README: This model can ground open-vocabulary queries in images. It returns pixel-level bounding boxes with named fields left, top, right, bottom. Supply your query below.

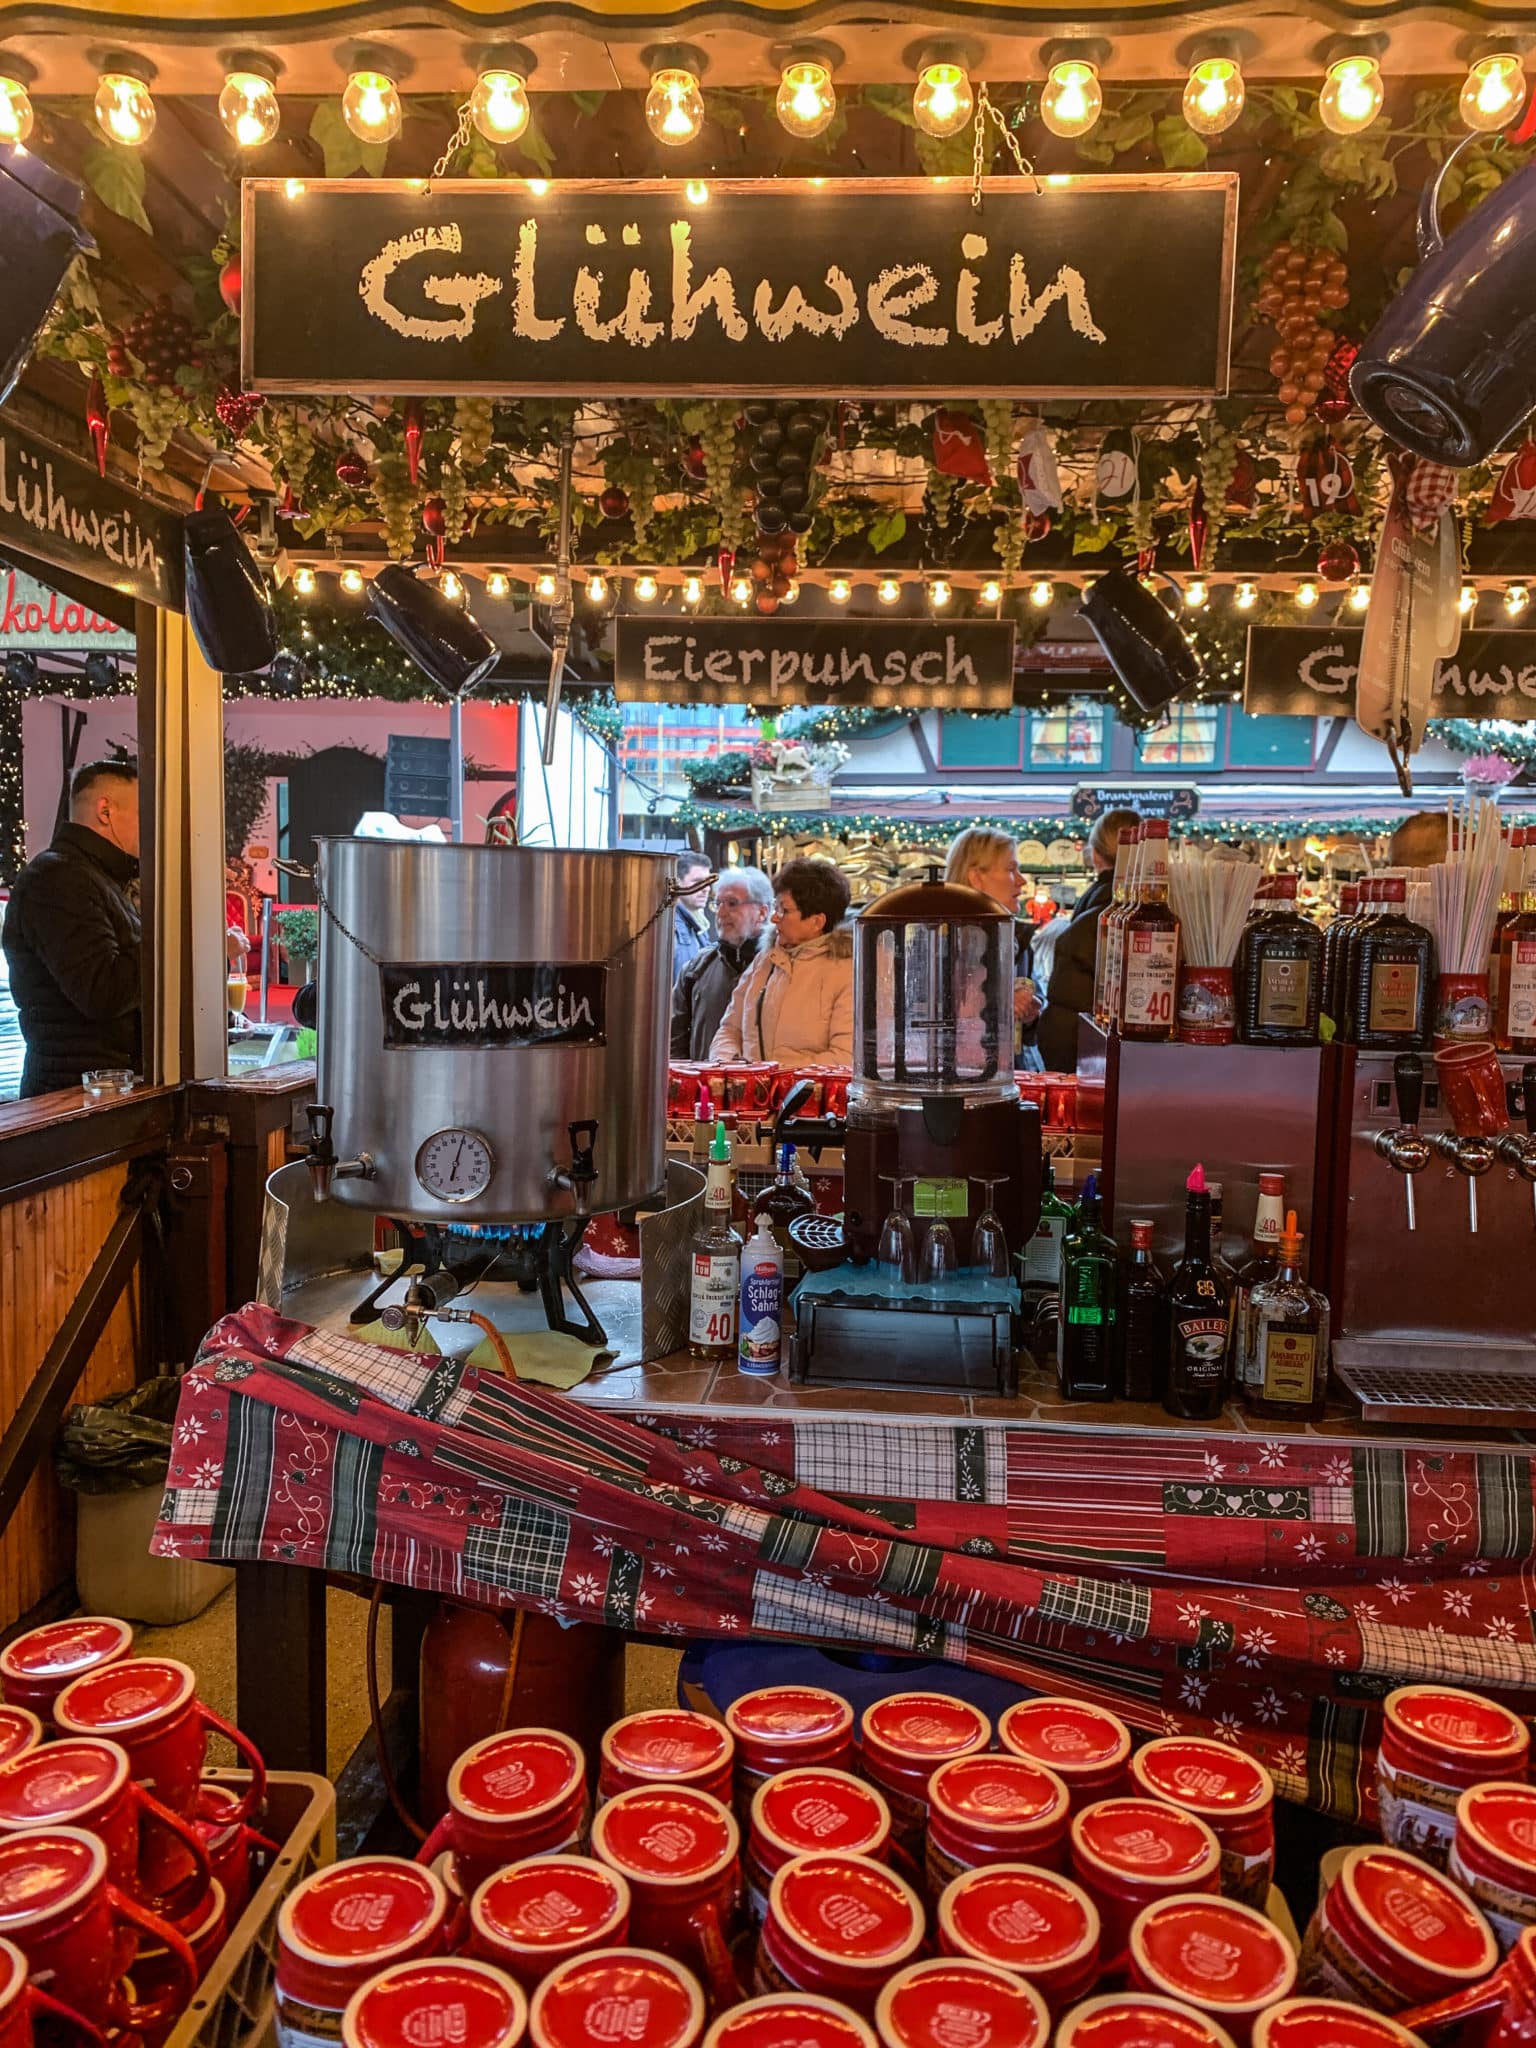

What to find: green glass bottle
left=1058, top=1171, right=1118, bottom=1401
left=1022, top=1155, right=1076, bottom=1293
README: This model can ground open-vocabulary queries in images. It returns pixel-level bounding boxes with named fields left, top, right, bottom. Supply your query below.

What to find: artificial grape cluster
left=266, top=405, right=315, bottom=495
left=927, top=467, right=958, bottom=527
left=744, top=401, right=826, bottom=543
left=1199, top=424, right=1240, bottom=534
left=746, top=529, right=800, bottom=617
left=979, top=400, right=1015, bottom=490
left=124, top=387, right=186, bottom=471
left=694, top=404, right=749, bottom=551
left=1256, top=243, right=1351, bottom=427
left=107, top=296, right=200, bottom=392
left=439, top=464, right=470, bottom=545
left=994, top=514, right=1025, bottom=580
left=453, top=397, right=495, bottom=470
left=370, top=451, right=419, bottom=559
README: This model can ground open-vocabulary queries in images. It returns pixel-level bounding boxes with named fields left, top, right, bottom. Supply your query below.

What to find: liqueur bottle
left=1022, top=1154, right=1076, bottom=1291
left=1232, top=1170, right=1286, bottom=1396
left=1349, top=877, right=1434, bottom=1050
left=1245, top=1210, right=1330, bottom=1423
left=752, top=1141, right=815, bottom=1280
left=1119, top=820, right=1180, bottom=1042
left=689, top=1121, right=742, bottom=1362
left=1490, top=831, right=1525, bottom=1034
left=1094, top=823, right=1139, bottom=1028
left=1117, top=1216, right=1167, bottom=1404
left=1496, top=858, right=1536, bottom=1056
left=1058, top=1172, right=1118, bottom=1402
left=1319, top=881, right=1360, bottom=1031
left=1237, top=873, right=1324, bottom=1046
left=1165, top=1163, right=1231, bottom=1421
left=691, top=1082, right=714, bottom=1167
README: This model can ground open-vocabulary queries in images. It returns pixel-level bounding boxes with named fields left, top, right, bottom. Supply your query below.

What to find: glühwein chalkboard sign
left=0, top=418, right=182, bottom=612
left=1244, top=626, right=1536, bottom=720
left=380, top=962, right=607, bottom=1050
left=614, top=616, right=1017, bottom=707
left=243, top=175, right=1237, bottom=399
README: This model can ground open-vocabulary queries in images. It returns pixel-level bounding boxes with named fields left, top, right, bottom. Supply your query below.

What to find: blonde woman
left=944, top=827, right=1043, bottom=1070
left=1038, top=807, right=1139, bottom=1071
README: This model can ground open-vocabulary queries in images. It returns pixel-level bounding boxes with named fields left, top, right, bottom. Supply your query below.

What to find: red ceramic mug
left=417, top=1729, right=588, bottom=1896
left=1069, top=1800, right=1221, bottom=1961
left=0, top=1621, right=133, bottom=1727
left=745, top=1771, right=892, bottom=1927
left=1128, top=1895, right=1297, bottom=2046
left=998, top=1701, right=1132, bottom=1814
left=132, top=1882, right=229, bottom=2048
left=53, top=1658, right=267, bottom=1824
left=196, top=1778, right=278, bottom=1923
left=876, top=1956, right=1051, bottom=2048
left=936, top=1864, right=1101, bottom=2014
left=0, top=1738, right=212, bottom=1922
left=1434, top=1042, right=1511, bottom=1138
left=1297, top=1843, right=1499, bottom=2013
left=1054, top=1995, right=1238, bottom=2048
left=0, top=1825, right=198, bottom=2042
left=529, top=1948, right=705, bottom=2048
left=278, top=1856, right=452, bottom=2045
left=725, top=1689, right=855, bottom=1822
left=0, top=1933, right=108, bottom=2048
left=1129, top=1739, right=1276, bottom=1911
left=0, top=1719, right=40, bottom=1778
left=343, top=1957, right=528, bottom=2048
left=1379, top=1684, right=1530, bottom=1871
left=754, top=1853, right=924, bottom=2014
left=1252, top=2002, right=1432, bottom=2048
left=467, top=1857, right=632, bottom=1990
left=589, top=1785, right=741, bottom=2009
left=858, top=1695, right=990, bottom=1852
left=705, top=1994, right=875, bottom=2048
left=600, top=1713, right=735, bottom=1809
left=925, top=1754, right=1070, bottom=1896
left=1451, top=1780, right=1536, bottom=1953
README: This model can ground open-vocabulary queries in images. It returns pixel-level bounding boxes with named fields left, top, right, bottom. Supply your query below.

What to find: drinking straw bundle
left=1426, top=795, right=1506, bottom=975
left=1168, top=847, right=1263, bottom=967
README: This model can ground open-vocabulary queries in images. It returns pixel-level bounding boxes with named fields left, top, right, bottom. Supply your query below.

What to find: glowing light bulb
left=646, top=66, right=704, bottom=147
left=782, top=579, right=800, bottom=605
left=981, top=579, right=1003, bottom=606
left=1507, top=582, right=1530, bottom=615
left=730, top=575, right=752, bottom=604
left=828, top=578, right=851, bottom=605
left=586, top=572, right=608, bottom=603
left=1183, top=55, right=1244, bottom=136
left=1234, top=581, right=1258, bottom=610
left=777, top=59, right=836, bottom=140
left=684, top=179, right=709, bottom=204
left=1183, top=578, right=1209, bottom=609
left=1459, top=581, right=1477, bottom=614
left=219, top=70, right=280, bottom=148
left=1294, top=580, right=1319, bottom=609
left=342, top=69, right=401, bottom=144
left=471, top=68, right=529, bottom=143
left=0, top=75, right=35, bottom=144
left=485, top=571, right=510, bottom=600
left=94, top=71, right=155, bottom=146
left=634, top=574, right=659, bottom=602
left=439, top=569, right=464, bottom=602
left=536, top=572, right=558, bottom=600
left=1029, top=578, right=1054, bottom=609
left=339, top=566, right=365, bottom=595
left=877, top=577, right=901, bottom=606
left=1319, top=55, right=1384, bottom=136
left=913, top=61, right=972, bottom=140
left=1460, top=53, right=1526, bottom=132
left=1349, top=579, right=1372, bottom=611
left=293, top=566, right=317, bottom=596
left=1041, top=60, right=1102, bottom=139
left=682, top=575, right=703, bottom=606
left=929, top=578, right=952, bottom=608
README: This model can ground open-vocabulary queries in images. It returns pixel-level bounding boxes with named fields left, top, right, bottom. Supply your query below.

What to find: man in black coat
left=4, top=759, right=142, bottom=1098
left=671, top=865, right=771, bottom=1060
left=1038, top=807, right=1138, bottom=1072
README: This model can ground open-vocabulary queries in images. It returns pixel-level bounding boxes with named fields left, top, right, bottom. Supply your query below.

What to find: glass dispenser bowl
left=852, top=871, right=1019, bottom=1112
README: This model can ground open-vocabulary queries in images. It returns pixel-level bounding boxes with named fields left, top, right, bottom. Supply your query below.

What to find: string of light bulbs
left=0, top=40, right=1524, bottom=154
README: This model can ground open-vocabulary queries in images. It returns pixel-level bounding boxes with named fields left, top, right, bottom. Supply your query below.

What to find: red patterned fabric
left=152, top=1306, right=1536, bottom=1824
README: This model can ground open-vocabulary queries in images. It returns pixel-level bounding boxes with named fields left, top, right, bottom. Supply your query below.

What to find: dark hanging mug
left=0, top=145, right=95, bottom=408
left=1077, top=564, right=1203, bottom=717
left=1352, top=138, right=1536, bottom=466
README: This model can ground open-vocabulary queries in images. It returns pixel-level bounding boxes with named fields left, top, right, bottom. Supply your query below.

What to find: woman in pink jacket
left=709, top=856, right=854, bottom=1067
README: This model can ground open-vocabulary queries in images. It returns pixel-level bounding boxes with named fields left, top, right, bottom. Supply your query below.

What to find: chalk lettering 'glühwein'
left=380, top=963, right=607, bottom=1051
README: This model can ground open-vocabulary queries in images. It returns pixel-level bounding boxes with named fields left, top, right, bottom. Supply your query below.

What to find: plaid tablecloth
left=153, top=1305, right=1536, bottom=1823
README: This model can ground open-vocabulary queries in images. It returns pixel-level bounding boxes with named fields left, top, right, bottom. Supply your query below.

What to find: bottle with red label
left=1164, top=1163, right=1230, bottom=1421
left=1094, top=822, right=1139, bottom=1029
left=1489, top=829, right=1526, bottom=1029
left=1118, top=820, right=1180, bottom=1042
left=1320, top=880, right=1360, bottom=1030
left=1495, top=840, right=1536, bottom=1054
left=1347, top=877, right=1433, bottom=1050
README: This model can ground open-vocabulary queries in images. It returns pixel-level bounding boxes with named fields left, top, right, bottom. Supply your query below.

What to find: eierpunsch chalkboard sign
left=614, top=616, right=1017, bottom=707
left=380, top=962, right=607, bottom=1050
left=1244, top=626, right=1536, bottom=720
left=243, top=175, right=1237, bottom=399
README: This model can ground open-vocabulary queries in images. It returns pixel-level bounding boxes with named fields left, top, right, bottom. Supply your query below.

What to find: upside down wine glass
left=877, top=1175, right=917, bottom=1288
left=970, top=1175, right=1011, bottom=1280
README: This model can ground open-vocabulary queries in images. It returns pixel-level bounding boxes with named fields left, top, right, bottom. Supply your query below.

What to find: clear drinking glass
left=876, top=1175, right=917, bottom=1287
left=919, top=1219, right=958, bottom=1291
left=970, top=1176, right=1011, bottom=1280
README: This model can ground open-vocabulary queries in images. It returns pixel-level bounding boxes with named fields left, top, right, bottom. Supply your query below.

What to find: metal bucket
left=314, top=838, right=673, bottom=1222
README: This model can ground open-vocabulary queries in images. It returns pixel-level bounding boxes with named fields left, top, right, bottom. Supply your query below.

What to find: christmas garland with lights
left=1427, top=719, right=1536, bottom=768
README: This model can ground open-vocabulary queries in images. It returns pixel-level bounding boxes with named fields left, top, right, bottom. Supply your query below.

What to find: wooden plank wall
left=0, top=1164, right=141, bottom=1627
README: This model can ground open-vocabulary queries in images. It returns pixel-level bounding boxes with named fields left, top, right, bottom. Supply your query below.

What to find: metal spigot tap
left=304, top=1103, right=376, bottom=1204
left=1373, top=1053, right=1432, bottom=1230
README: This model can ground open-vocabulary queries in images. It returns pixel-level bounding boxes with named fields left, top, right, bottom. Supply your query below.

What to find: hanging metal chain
left=313, top=868, right=386, bottom=967
left=971, top=83, right=1039, bottom=208
left=430, top=101, right=474, bottom=184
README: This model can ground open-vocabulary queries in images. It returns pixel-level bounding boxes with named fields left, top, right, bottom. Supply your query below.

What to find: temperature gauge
left=415, top=1128, right=495, bottom=1204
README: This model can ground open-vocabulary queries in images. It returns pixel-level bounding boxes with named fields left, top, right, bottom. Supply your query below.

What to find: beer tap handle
left=1394, top=1053, right=1424, bottom=1127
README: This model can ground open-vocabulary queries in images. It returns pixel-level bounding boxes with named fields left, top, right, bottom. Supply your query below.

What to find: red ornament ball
left=1317, top=539, right=1361, bottom=583
left=422, top=496, right=447, bottom=538
left=218, top=255, right=242, bottom=318
left=683, top=440, right=708, bottom=481
left=335, top=453, right=371, bottom=488
left=599, top=486, right=630, bottom=520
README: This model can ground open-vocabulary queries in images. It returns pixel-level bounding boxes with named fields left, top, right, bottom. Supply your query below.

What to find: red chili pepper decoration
left=85, top=373, right=109, bottom=477
left=422, top=494, right=447, bottom=571
left=1187, top=482, right=1208, bottom=574
left=403, top=397, right=425, bottom=487
left=717, top=544, right=735, bottom=596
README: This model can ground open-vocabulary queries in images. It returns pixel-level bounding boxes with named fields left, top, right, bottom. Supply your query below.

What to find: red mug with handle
left=0, top=1826, right=198, bottom=2043
left=0, top=1934, right=109, bottom=2048
left=53, top=1659, right=266, bottom=1824
left=0, top=1621, right=133, bottom=1728
left=590, top=1786, right=743, bottom=2010
left=0, top=1739, right=212, bottom=1923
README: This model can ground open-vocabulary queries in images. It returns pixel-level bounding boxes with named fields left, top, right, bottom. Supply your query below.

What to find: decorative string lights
left=909, top=43, right=975, bottom=139
left=1460, top=50, right=1527, bottom=131
left=1181, top=41, right=1246, bottom=136
left=341, top=55, right=404, bottom=142
left=94, top=59, right=156, bottom=145
left=0, top=60, right=33, bottom=143
left=1039, top=41, right=1107, bottom=138
left=1318, top=42, right=1386, bottom=134
left=776, top=48, right=838, bottom=139
left=644, top=45, right=707, bottom=145
left=470, top=48, right=534, bottom=142
left=218, top=57, right=281, bottom=147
